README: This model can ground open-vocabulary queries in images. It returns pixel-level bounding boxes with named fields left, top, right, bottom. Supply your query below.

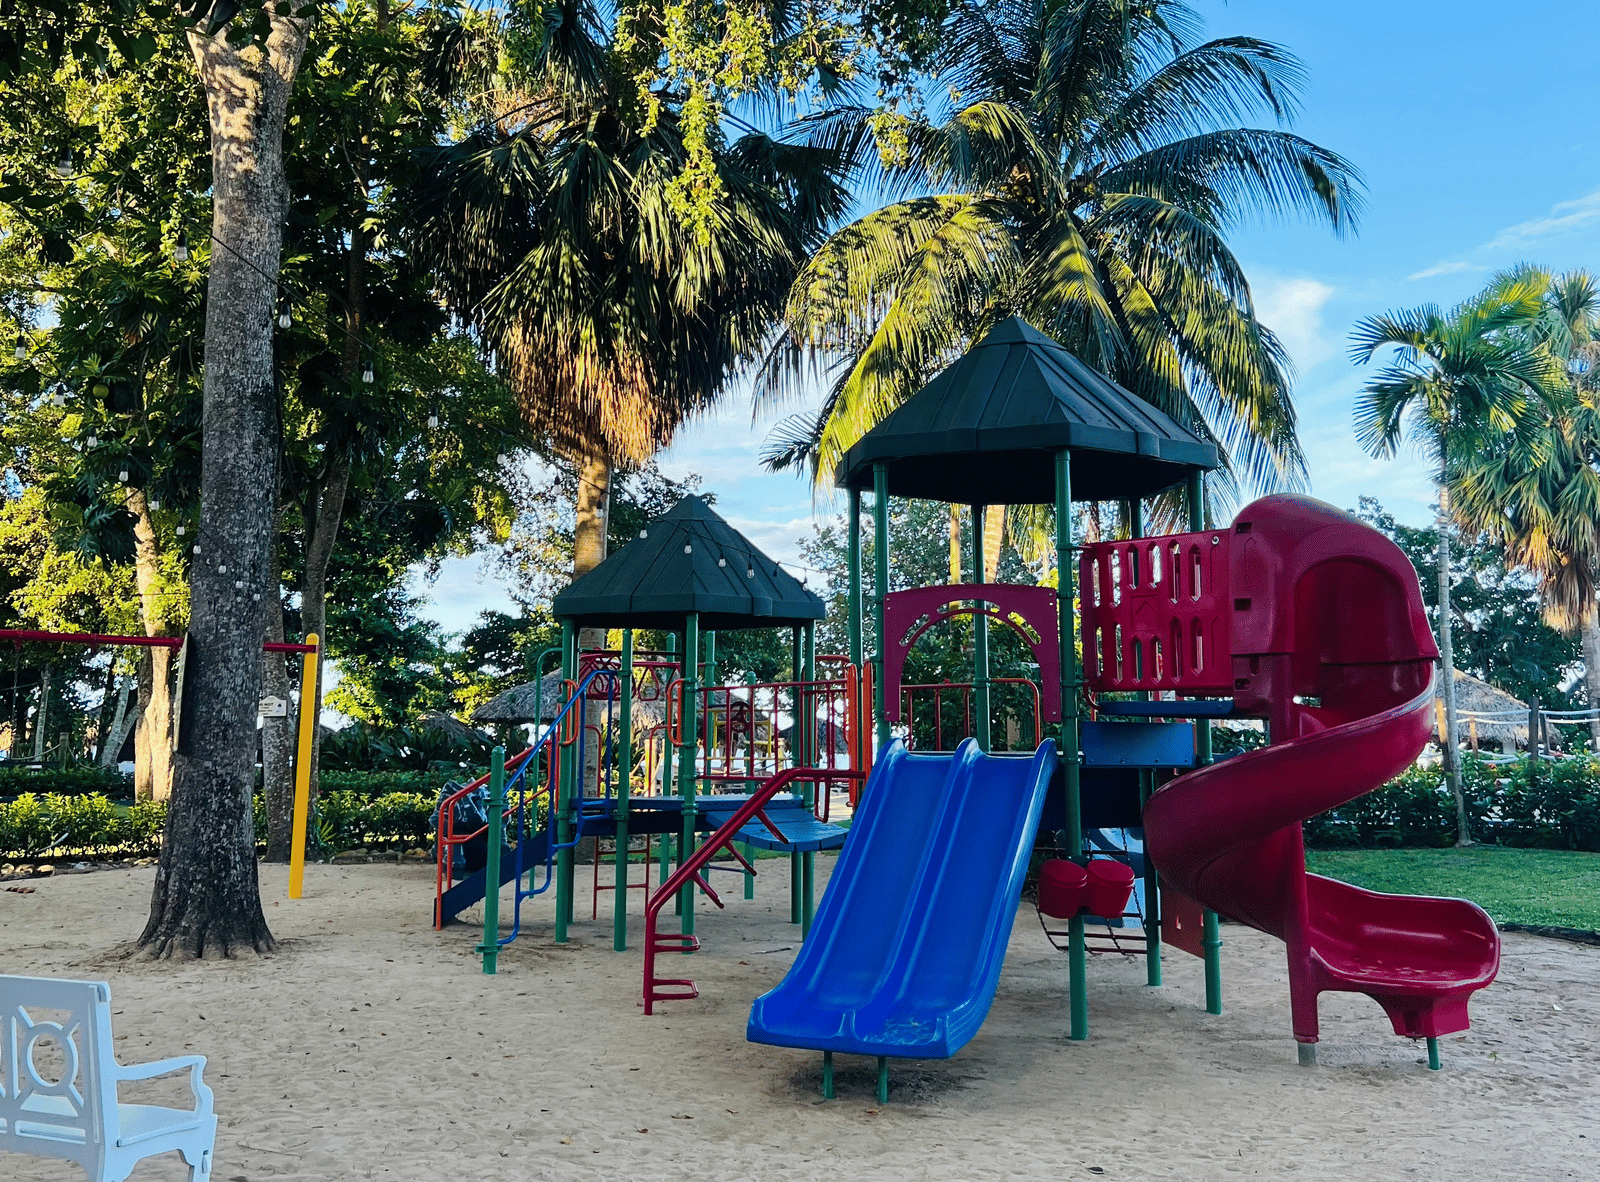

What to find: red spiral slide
left=1140, top=496, right=1500, bottom=1052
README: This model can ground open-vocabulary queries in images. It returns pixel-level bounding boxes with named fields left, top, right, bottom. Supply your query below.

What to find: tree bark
left=947, top=505, right=961, bottom=584
left=1436, top=496, right=1471, bottom=847
left=1581, top=609, right=1600, bottom=752
left=128, top=486, right=177, bottom=800
left=573, top=446, right=611, bottom=792
left=982, top=505, right=1005, bottom=583
left=261, top=504, right=296, bottom=862
left=139, top=16, right=308, bottom=959
left=99, top=674, right=137, bottom=769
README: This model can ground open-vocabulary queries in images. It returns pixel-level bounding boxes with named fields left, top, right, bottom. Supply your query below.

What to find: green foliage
left=0, top=789, right=433, bottom=858
left=0, top=791, right=158, bottom=858
left=310, top=790, right=435, bottom=853
left=318, top=769, right=449, bottom=798
left=0, top=765, right=133, bottom=798
left=767, top=0, right=1361, bottom=495
left=1305, top=755, right=1600, bottom=852
left=1305, top=847, right=1600, bottom=932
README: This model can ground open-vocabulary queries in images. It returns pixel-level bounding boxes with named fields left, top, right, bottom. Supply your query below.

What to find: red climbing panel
left=1079, top=529, right=1232, bottom=695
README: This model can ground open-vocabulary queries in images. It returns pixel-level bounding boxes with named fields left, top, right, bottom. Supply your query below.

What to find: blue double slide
left=747, top=738, right=1057, bottom=1059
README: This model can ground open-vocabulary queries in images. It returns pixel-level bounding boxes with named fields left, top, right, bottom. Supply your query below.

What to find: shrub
left=0, top=766, right=134, bottom=799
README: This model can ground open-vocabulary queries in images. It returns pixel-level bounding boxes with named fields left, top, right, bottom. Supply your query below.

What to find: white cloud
left=1407, top=259, right=1480, bottom=281
left=1409, top=187, right=1600, bottom=280
left=1252, top=274, right=1338, bottom=372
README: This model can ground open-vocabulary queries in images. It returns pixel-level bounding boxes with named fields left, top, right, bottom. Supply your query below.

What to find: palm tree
left=762, top=0, right=1361, bottom=504
left=412, top=0, right=846, bottom=578
left=1450, top=267, right=1600, bottom=749
left=1351, top=274, right=1559, bottom=844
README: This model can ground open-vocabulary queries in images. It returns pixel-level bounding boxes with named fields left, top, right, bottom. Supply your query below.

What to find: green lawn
left=1306, top=847, right=1600, bottom=931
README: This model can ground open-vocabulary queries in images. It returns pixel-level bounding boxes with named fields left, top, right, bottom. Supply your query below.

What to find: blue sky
left=414, top=0, right=1600, bottom=634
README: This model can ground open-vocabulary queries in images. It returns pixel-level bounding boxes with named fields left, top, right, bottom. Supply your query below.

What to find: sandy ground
left=1, top=856, right=1596, bottom=1182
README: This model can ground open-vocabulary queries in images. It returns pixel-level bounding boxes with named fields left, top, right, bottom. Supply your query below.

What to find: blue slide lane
left=747, top=738, right=1057, bottom=1059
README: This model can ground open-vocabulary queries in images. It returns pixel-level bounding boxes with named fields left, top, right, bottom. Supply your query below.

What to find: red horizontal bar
left=0, top=629, right=318, bottom=654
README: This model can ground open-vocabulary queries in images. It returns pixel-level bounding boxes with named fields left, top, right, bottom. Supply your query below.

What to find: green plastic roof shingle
left=834, top=316, right=1220, bottom=503
left=552, top=495, right=825, bottom=630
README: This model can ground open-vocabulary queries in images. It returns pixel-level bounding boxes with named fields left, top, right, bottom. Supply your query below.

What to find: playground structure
left=438, top=316, right=1502, bottom=1096
left=735, top=316, right=1501, bottom=1092
left=432, top=495, right=867, bottom=966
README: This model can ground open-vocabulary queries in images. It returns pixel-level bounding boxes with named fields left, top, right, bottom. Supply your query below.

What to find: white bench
left=0, top=974, right=216, bottom=1180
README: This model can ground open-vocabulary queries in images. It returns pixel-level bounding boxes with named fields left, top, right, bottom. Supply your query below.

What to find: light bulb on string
left=427, top=411, right=440, bottom=430
left=149, top=499, right=161, bottom=511
left=12, top=332, right=25, bottom=361
left=173, top=230, right=188, bottom=263
left=55, top=147, right=72, bottom=178
left=683, top=544, right=692, bottom=554
left=175, top=525, right=185, bottom=536
left=86, top=434, right=97, bottom=448
left=361, top=356, right=375, bottom=385
left=496, top=453, right=507, bottom=465
left=118, top=469, right=129, bottom=483
left=277, top=300, right=292, bottom=330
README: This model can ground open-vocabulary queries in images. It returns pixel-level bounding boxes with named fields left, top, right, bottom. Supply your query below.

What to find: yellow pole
left=288, top=634, right=320, bottom=900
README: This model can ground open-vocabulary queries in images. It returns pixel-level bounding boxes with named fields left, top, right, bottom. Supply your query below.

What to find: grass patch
left=1306, top=846, right=1600, bottom=931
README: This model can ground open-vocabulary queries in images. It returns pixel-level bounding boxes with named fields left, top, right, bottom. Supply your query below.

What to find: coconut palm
left=762, top=0, right=1361, bottom=505
left=411, top=0, right=847, bottom=576
left=1450, top=267, right=1600, bottom=748
left=1351, top=273, right=1560, bottom=843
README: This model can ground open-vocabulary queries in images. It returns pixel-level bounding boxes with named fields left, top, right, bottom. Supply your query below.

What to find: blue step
left=435, top=830, right=551, bottom=927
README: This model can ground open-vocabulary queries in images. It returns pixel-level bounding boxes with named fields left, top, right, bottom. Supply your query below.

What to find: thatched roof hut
left=470, top=674, right=668, bottom=729
left=416, top=710, right=490, bottom=746
left=1437, top=670, right=1528, bottom=748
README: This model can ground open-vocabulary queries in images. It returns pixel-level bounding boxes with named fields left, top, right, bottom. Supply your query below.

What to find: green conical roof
left=552, top=496, right=824, bottom=631
left=835, top=316, right=1220, bottom=504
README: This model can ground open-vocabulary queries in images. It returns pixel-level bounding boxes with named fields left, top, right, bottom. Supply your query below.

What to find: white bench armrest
left=115, top=1055, right=213, bottom=1110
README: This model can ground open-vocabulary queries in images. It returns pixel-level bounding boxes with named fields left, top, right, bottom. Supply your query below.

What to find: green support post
left=660, top=633, right=676, bottom=890
left=477, top=746, right=506, bottom=973
left=971, top=504, right=991, bottom=752
left=1188, top=469, right=1223, bottom=1016
left=802, top=623, right=817, bottom=936
left=790, top=626, right=804, bottom=925
left=614, top=630, right=634, bottom=952
left=821, top=1051, right=834, bottom=1100
left=876, top=1056, right=889, bottom=1104
left=1426, top=1037, right=1441, bottom=1071
left=555, top=623, right=575, bottom=944
left=872, top=464, right=891, bottom=750
left=848, top=490, right=864, bottom=668
left=677, top=613, right=701, bottom=938
left=744, top=669, right=758, bottom=901
left=1055, top=450, right=1088, bottom=1041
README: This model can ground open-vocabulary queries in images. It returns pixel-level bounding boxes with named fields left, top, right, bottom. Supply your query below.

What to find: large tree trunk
left=261, top=504, right=296, bottom=862
left=139, top=17, right=308, bottom=959
left=99, top=674, right=137, bottom=769
left=982, top=505, right=1005, bottom=583
left=128, top=487, right=177, bottom=800
left=1435, top=498, right=1470, bottom=847
left=573, top=446, right=611, bottom=792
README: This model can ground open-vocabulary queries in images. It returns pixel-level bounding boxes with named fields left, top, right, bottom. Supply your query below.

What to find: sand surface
left=1, top=856, right=1595, bottom=1181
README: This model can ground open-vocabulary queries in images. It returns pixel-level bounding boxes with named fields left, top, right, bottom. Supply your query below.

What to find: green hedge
left=1307, top=756, right=1600, bottom=851
left=0, top=766, right=134, bottom=799
left=314, top=770, right=444, bottom=798
left=0, top=790, right=440, bottom=861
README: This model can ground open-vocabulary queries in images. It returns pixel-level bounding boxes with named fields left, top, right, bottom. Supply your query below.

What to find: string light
left=175, top=525, right=185, bottom=536
left=496, top=453, right=507, bottom=465
left=86, top=434, right=97, bottom=448
left=638, top=529, right=648, bottom=539
left=12, top=332, right=24, bottom=361
left=173, top=230, right=188, bottom=263
left=747, top=567, right=755, bottom=578
left=118, top=469, right=129, bottom=483
left=683, top=544, right=692, bottom=554
left=149, top=499, right=161, bottom=511
left=277, top=300, right=292, bottom=329
left=426, top=410, right=440, bottom=430
left=49, top=389, right=66, bottom=407
left=718, top=558, right=727, bottom=567
left=361, top=355, right=375, bottom=384
left=55, top=147, right=72, bottom=178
